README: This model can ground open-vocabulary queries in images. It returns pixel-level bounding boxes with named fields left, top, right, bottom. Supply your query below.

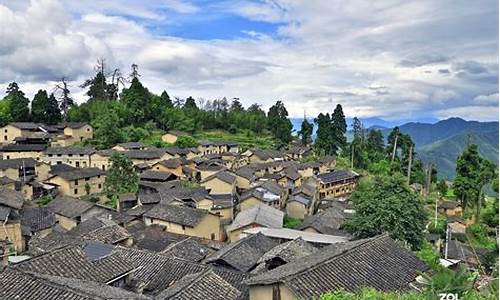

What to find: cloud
left=0, top=0, right=497, bottom=122
left=474, top=93, right=499, bottom=105
left=435, top=105, right=499, bottom=121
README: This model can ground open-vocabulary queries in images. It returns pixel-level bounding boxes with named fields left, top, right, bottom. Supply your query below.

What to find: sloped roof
left=47, top=196, right=94, bottom=218
left=0, top=269, right=149, bottom=300
left=157, top=158, right=183, bottom=169
left=21, top=207, right=56, bottom=232
left=200, top=171, right=236, bottom=185
left=296, top=203, right=349, bottom=235
left=143, top=204, right=212, bottom=227
left=140, top=170, right=177, bottom=182
left=235, top=166, right=254, bottom=180
left=228, top=204, right=284, bottom=232
left=316, top=170, right=359, bottom=184
left=0, top=158, right=37, bottom=170
left=245, top=234, right=429, bottom=297
left=12, top=245, right=134, bottom=283
left=49, top=163, right=77, bottom=175
left=204, top=233, right=279, bottom=272
left=45, top=147, right=95, bottom=155
left=68, top=217, right=131, bottom=244
left=438, top=200, right=460, bottom=209
left=115, top=142, right=146, bottom=149
left=160, top=237, right=212, bottom=262
left=1, top=144, right=47, bottom=152
left=0, top=188, right=25, bottom=210
left=51, top=167, right=104, bottom=181
left=257, top=237, right=317, bottom=265
left=123, top=148, right=166, bottom=159
left=156, top=270, right=241, bottom=300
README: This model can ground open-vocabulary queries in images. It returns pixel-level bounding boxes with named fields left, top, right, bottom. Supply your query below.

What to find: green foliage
left=298, top=118, right=313, bottom=146
left=91, top=109, right=124, bottom=149
left=120, top=77, right=154, bottom=124
left=466, top=223, right=496, bottom=250
left=331, top=104, right=347, bottom=152
left=32, top=90, right=62, bottom=124
left=437, top=179, right=448, bottom=197
left=174, top=135, right=198, bottom=148
left=267, top=100, right=293, bottom=147
left=84, top=71, right=109, bottom=101
left=416, top=241, right=441, bottom=270
left=193, top=129, right=274, bottom=151
left=346, top=175, right=427, bottom=249
left=481, top=197, right=499, bottom=228
left=283, top=215, right=302, bottom=229
left=104, top=152, right=139, bottom=202
left=5, top=82, right=30, bottom=121
left=0, top=98, right=13, bottom=126
left=36, top=195, right=53, bottom=207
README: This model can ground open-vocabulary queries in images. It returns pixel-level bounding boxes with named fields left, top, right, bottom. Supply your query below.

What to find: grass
left=193, top=129, right=275, bottom=151
left=283, top=215, right=302, bottom=229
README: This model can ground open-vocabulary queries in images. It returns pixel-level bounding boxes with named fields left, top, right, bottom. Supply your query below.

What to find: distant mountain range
left=290, top=117, right=499, bottom=179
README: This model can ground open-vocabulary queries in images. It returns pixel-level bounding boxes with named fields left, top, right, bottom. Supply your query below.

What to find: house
left=51, top=122, right=93, bottom=146
left=0, top=158, right=37, bottom=181
left=210, top=194, right=235, bottom=221
left=124, top=148, right=173, bottom=165
left=0, top=144, right=46, bottom=160
left=438, top=200, right=463, bottom=216
left=316, top=170, right=360, bottom=199
left=317, top=155, right=337, bottom=171
left=152, top=158, right=184, bottom=177
left=296, top=202, right=352, bottom=236
left=161, top=130, right=188, bottom=144
left=245, top=149, right=284, bottom=164
left=228, top=204, right=284, bottom=242
left=285, top=146, right=311, bottom=161
left=444, top=239, right=491, bottom=270
left=20, top=207, right=56, bottom=239
left=239, top=181, right=286, bottom=211
left=42, top=147, right=95, bottom=168
left=118, top=193, right=138, bottom=211
left=197, top=140, right=237, bottom=155
left=143, top=204, right=221, bottom=240
left=0, top=176, right=16, bottom=190
left=68, top=217, right=132, bottom=246
left=244, top=234, right=429, bottom=300
left=90, top=149, right=114, bottom=171
left=286, top=184, right=317, bottom=220
left=0, top=122, right=47, bottom=144
left=235, top=166, right=255, bottom=190
left=46, top=196, right=96, bottom=230
left=0, top=189, right=25, bottom=252
left=200, top=171, right=237, bottom=195
left=196, top=162, right=227, bottom=181
left=204, top=232, right=279, bottom=272
left=112, top=142, right=147, bottom=151
left=46, top=168, right=105, bottom=197
left=241, top=227, right=348, bottom=246
left=160, top=237, right=214, bottom=262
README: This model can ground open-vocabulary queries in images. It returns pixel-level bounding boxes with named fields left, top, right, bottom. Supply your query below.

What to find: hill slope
left=418, top=130, right=499, bottom=179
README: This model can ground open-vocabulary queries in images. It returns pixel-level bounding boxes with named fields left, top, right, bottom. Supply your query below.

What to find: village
left=0, top=120, right=491, bottom=300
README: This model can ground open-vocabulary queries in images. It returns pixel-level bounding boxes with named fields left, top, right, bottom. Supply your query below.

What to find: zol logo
left=439, top=293, right=459, bottom=300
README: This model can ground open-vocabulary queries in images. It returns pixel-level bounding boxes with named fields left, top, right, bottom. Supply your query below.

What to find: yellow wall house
left=143, top=204, right=221, bottom=240
left=0, top=158, right=38, bottom=181
left=0, top=188, right=26, bottom=253
left=46, top=196, right=95, bottom=230
left=0, top=122, right=47, bottom=144
left=437, top=201, right=463, bottom=217
left=162, top=130, right=188, bottom=144
left=227, top=204, right=284, bottom=242
left=152, top=158, right=184, bottom=177
left=200, top=171, right=237, bottom=195
left=52, top=123, right=93, bottom=146
left=42, top=147, right=95, bottom=168
left=112, top=142, right=147, bottom=152
left=0, top=144, right=46, bottom=160
left=46, top=168, right=105, bottom=197
left=316, top=170, right=360, bottom=200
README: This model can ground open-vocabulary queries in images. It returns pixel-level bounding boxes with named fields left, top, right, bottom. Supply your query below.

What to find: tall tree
left=314, top=113, right=333, bottom=155
left=54, top=77, right=74, bottom=120
left=120, top=77, right=152, bottom=124
left=350, top=117, right=366, bottom=168
left=92, top=110, right=123, bottom=149
left=46, top=93, right=62, bottom=124
left=298, top=117, right=313, bottom=146
left=346, top=175, right=427, bottom=250
left=331, top=104, right=347, bottom=154
left=267, top=100, right=293, bottom=147
left=183, top=96, right=198, bottom=111
left=31, top=90, right=49, bottom=123
left=366, top=129, right=385, bottom=162
left=160, top=90, right=173, bottom=108
left=5, top=82, right=30, bottom=122
left=104, top=152, right=139, bottom=208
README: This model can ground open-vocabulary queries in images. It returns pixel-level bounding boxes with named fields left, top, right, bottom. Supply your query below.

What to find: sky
left=0, top=0, right=498, bottom=122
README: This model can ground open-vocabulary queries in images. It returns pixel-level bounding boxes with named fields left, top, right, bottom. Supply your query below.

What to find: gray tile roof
left=143, top=204, right=212, bottom=227
left=124, top=148, right=166, bottom=159
left=49, top=163, right=77, bottom=175
left=51, top=167, right=104, bottom=181
left=296, top=203, right=349, bottom=235
left=205, top=233, right=279, bottom=272
left=12, top=244, right=135, bottom=283
left=47, top=196, right=94, bottom=218
left=254, top=237, right=317, bottom=271
left=59, top=122, right=90, bottom=129
left=201, top=171, right=236, bottom=185
left=157, top=158, right=183, bottom=168
left=27, top=231, right=85, bottom=256
left=160, top=237, right=212, bottom=262
left=0, top=269, right=149, bottom=300
left=244, top=234, right=429, bottom=297
left=316, top=170, right=359, bottom=184
left=21, top=207, right=56, bottom=232
left=0, top=157, right=37, bottom=170
left=235, top=166, right=254, bottom=180
left=155, top=270, right=241, bottom=300
left=68, top=217, right=131, bottom=244
left=8, top=122, right=44, bottom=130
left=438, top=200, right=460, bottom=209
left=140, top=170, right=178, bottom=182
left=116, top=142, right=146, bottom=149
left=0, top=188, right=25, bottom=210
left=228, top=204, right=284, bottom=232
left=1, top=144, right=47, bottom=152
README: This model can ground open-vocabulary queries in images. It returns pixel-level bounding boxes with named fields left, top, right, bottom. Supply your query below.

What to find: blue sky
left=0, top=0, right=498, bottom=121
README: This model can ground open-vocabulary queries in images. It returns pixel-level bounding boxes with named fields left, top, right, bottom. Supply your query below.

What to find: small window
left=4, top=129, right=6, bottom=133
left=80, top=154, right=84, bottom=157
left=74, top=188, right=78, bottom=194
left=85, top=177, right=89, bottom=181
left=3, top=136, right=6, bottom=141
left=75, top=161, right=80, bottom=168
left=68, top=154, right=73, bottom=157
left=182, top=225, right=186, bottom=230
left=6, top=155, right=9, bottom=159
left=97, top=175, right=101, bottom=178
left=75, top=180, right=78, bottom=185
left=57, top=154, right=61, bottom=157
left=211, top=233, right=215, bottom=240
left=98, top=184, right=102, bottom=189
left=87, top=128, right=90, bottom=132
left=48, top=154, right=53, bottom=157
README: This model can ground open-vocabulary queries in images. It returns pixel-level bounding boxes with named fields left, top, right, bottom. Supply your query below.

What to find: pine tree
left=267, top=100, right=293, bottom=147
left=46, top=94, right=62, bottom=125
left=121, top=77, right=152, bottom=124
left=82, top=71, right=108, bottom=101
left=314, top=113, right=333, bottom=155
left=298, top=117, right=313, bottom=146
left=5, top=82, right=30, bottom=121
left=31, top=90, right=49, bottom=123
left=331, top=104, right=347, bottom=154
left=160, top=90, right=173, bottom=108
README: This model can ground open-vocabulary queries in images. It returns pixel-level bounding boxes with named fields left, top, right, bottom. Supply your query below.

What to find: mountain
left=383, top=117, right=499, bottom=147
left=419, top=130, right=499, bottom=179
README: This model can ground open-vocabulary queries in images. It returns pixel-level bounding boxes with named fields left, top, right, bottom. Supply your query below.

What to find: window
left=74, top=188, right=78, bottom=194
left=3, top=136, right=6, bottom=141
left=182, top=225, right=186, bottom=230
left=57, top=161, right=62, bottom=164
left=75, top=161, right=80, bottom=168
left=68, top=154, right=73, bottom=157
left=6, top=155, right=9, bottom=159
left=75, top=180, right=78, bottom=185
left=85, top=177, right=89, bottom=181
left=211, top=233, right=215, bottom=240
left=98, top=184, right=102, bottom=189
left=57, top=154, right=61, bottom=157
left=4, top=129, right=6, bottom=133
left=97, top=175, right=101, bottom=178
left=80, top=154, right=84, bottom=157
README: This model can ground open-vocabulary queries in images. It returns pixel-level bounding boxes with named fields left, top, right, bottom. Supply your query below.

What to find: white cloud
left=435, top=105, right=499, bottom=121
left=0, top=0, right=497, bottom=122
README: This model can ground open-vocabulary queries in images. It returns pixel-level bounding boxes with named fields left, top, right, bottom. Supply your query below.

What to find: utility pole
left=444, top=224, right=449, bottom=259
left=406, top=145, right=413, bottom=184
left=351, top=143, right=354, bottom=169
left=435, top=196, right=438, bottom=228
